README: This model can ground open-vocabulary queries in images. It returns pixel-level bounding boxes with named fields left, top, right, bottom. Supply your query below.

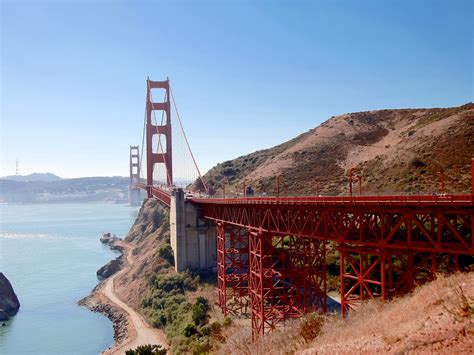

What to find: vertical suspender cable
left=169, top=84, right=209, bottom=194
left=139, top=106, right=146, bottom=182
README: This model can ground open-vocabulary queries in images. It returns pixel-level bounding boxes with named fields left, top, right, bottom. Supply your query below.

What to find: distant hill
left=196, top=103, right=474, bottom=196
left=2, top=172, right=63, bottom=182
left=0, top=176, right=132, bottom=203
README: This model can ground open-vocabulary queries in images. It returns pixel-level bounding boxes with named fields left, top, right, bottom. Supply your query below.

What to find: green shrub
left=182, top=323, right=197, bottom=337
left=125, top=343, right=167, bottom=355
left=200, top=324, right=211, bottom=336
left=192, top=304, right=207, bottom=326
left=223, top=316, right=232, bottom=327
left=158, top=244, right=174, bottom=265
left=192, top=338, right=212, bottom=354
left=141, top=272, right=212, bottom=353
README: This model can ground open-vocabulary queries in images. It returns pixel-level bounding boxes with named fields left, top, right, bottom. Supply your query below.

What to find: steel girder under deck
left=196, top=198, right=473, bottom=337
left=248, top=231, right=327, bottom=338
left=339, top=246, right=465, bottom=314
left=196, top=202, right=474, bottom=255
left=216, top=221, right=327, bottom=338
left=217, top=222, right=250, bottom=316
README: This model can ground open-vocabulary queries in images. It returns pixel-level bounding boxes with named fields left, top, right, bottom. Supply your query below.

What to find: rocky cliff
left=0, top=273, right=20, bottom=321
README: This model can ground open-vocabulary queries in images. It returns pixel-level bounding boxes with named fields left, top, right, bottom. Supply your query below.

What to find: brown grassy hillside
left=217, top=272, right=474, bottom=354
left=196, top=103, right=474, bottom=196
left=114, top=199, right=172, bottom=310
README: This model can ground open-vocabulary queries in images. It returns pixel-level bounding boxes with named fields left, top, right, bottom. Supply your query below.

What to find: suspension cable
left=169, top=84, right=209, bottom=193
left=139, top=104, right=146, bottom=182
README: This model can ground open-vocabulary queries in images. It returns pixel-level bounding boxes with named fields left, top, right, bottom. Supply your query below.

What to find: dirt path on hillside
left=101, top=242, right=167, bottom=354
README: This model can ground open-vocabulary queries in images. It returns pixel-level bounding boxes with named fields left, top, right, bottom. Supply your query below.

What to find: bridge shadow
left=326, top=295, right=341, bottom=314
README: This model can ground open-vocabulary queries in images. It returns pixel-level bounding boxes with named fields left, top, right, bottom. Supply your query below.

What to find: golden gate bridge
left=130, top=77, right=474, bottom=338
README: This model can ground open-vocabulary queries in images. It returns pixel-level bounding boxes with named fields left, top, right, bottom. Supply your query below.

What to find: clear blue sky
left=1, top=0, right=472, bottom=178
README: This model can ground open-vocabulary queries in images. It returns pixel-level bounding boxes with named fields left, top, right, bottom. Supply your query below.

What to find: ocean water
left=0, top=203, right=139, bottom=354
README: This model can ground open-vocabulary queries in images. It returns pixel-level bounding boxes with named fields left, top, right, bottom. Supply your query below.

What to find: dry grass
left=216, top=272, right=474, bottom=354
left=301, top=272, right=474, bottom=354
left=198, top=103, right=474, bottom=197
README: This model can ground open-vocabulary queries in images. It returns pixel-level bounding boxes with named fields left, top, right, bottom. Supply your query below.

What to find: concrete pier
left=170, top=189, right=216, bottom=272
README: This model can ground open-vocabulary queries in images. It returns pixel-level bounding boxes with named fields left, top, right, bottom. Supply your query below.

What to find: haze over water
left=0, top=203, right=138, bottom=354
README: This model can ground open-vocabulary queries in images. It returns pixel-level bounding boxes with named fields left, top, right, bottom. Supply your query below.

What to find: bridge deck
left=192, top=193, right=474, bottom=207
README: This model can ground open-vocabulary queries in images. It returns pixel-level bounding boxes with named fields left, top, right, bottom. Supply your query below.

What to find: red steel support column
left=249, top=232, right=327, bottom=338
left=129, top=145, right=140, bottom=187
left=472, top=158, right=474, bottom=195
left=146, top=78, right=173, bottom=196
left=339, top=246, right=387, bottom=315
left=217, top=222, right=226, bottom=313
left=129, top=145, right=141, bottom=205
left=340, top=246, right=464, bottom=315
left=217, top=223, right=249, bottom=316
left=249, top=230, right=265, bottom=338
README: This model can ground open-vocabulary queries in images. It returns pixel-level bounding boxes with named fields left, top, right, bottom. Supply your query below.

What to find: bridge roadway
left=140, top=184, right=474, bottom=336
left=192, top=193, right=474, bottom=253
left=141, top=185, right=473, bottom=254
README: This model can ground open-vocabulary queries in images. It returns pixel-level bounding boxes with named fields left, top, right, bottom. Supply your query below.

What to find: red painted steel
left=129, top=145, right=140, bottom=187
left=194, top=197, right=474, bottom=254
left=137, top=183, right=171, bottom=207
left=140, top=174, right=474, bottom=339
left=248, top=231, right=327, bottom=338
left=146, top=78, right=173, bottom=194
left=137, top=81, right=474, bottom=338
left=193, top=193, right=473, bottom=337
left=217, top=222, right=249, bottom=316
left=140, top=185, right=473, bottom=337
left=339, top=246, right=462, bottom=314
left=472, top=159, right=474, bottom=195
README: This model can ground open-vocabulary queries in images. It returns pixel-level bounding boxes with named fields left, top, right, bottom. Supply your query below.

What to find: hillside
left=1, top=172, right=63, bottom=182
left=0, top=176, right=130, bottom=203
left=109, top=199, right=226, bottom=353
left=218, top=272, right=474, bottom=354
left=197, top=103, right=474, bottom=196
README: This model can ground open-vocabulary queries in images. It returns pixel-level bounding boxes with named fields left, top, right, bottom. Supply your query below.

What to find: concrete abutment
left=170, top=189, right=216, bottom=272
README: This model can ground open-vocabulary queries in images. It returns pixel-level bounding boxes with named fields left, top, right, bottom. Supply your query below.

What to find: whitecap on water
left=0, top=232, right=63, bottom=240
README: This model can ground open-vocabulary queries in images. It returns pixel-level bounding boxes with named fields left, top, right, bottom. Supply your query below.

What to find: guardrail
left=135, top=183, right=172, bottom=206
left=192, top=193, right=474, bottom=207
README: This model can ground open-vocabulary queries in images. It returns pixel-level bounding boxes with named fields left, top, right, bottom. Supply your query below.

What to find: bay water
left=0, top=203, right=139, bottom=354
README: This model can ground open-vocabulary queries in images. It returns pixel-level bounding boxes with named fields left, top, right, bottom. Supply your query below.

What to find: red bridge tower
left=146, top=77, right=173, bottom=196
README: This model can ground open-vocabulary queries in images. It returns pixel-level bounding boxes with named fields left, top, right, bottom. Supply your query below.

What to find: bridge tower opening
left=146, top=77, right=173, bottom=196
left=129, top=145, right=141, bottom=205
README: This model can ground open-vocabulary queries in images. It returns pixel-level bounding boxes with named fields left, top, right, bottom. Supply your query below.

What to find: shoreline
left=78, top=239, right=166, bottom=354
left=78, top=283, right=129, bottom=351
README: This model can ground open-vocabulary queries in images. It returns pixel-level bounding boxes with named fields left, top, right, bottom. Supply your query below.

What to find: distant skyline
left=1, top=0, right=472, bottom=178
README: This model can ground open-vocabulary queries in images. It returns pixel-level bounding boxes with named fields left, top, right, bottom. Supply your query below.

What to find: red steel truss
left=339, top=246, right=464, bottom=313
left=194, top=199, right=474, bottom=254
left=135, top=81, right=474, bottom=339
left=194, top=196, right=473, bottom=337
left=217, top=222, right=249, bottom=316
left=248, top=231, right=327, bottom=338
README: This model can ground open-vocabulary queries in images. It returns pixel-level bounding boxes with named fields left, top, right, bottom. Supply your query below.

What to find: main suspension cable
left=139, top=104, right=146, bottom=181
left=169, top=84, right=209, bottom=193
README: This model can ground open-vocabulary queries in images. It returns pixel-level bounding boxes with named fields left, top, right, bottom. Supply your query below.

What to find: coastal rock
left=100, top=232, right=112, bottom=244
left=100, top=232, right=121, bottom=245
left=78, top=293, right=128, bottom=345
left=97, top=259, right=122, bottom=279
left=0, top=273, right=20, bottom=321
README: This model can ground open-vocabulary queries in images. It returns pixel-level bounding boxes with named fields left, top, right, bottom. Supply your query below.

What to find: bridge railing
left=135, top=183, right=172, bottom=206
left=192, top=193, right=474, bottom=206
